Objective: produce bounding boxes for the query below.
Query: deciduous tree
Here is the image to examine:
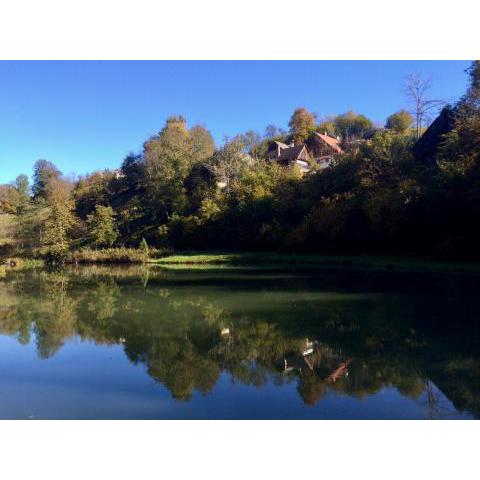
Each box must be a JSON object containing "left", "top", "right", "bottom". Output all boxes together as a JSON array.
[
  {"left": 385, "top": 110, "right": 414, "bottom": 133},
  {"left": 334, "top": 111, "right": 374, "bottom": 141},
  {"left": 32, "top": 159, "right": 62, "bottom": 201},
  {"left": 86, "top": 205, "right": 118, "bottom": 248},
  {"left": 288, "top": 108, "right": 316, "bottom": 144},
  {"left": 404, "top": 73, "right": 444, "bottom": 139}
]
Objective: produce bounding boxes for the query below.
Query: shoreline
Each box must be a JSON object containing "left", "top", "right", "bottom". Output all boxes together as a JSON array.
[
  {"left": 152, "top": 252, "right": 480, "bottom": 274},
  {"left": 3, "top": 251, "right": 480, "bottom": 275}
]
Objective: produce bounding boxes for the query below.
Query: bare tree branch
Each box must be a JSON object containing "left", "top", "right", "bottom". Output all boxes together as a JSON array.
[{"left": 404, "top": 73, "right": 445, "bottom": 139}]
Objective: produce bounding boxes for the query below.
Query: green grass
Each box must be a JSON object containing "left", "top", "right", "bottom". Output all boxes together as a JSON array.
[{"left": 151, "top": 251, "right": 480, "bottom": 274}]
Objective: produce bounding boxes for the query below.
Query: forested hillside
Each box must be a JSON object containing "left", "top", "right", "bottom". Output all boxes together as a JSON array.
[{"left": 1, "top": 61, "right": 479, "bottom": 263}]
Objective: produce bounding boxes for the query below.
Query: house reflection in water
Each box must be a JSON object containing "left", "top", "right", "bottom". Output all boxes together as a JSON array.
[{"left": 277, "top": 338, "right": 351, "bottom": 383}]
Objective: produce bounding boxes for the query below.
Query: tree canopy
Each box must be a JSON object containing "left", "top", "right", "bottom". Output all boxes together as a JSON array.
[
  {"left": 3, "top": 61, "right": 480, "bottom": 262},
  {"left": 385, "top": 109, "right": 414, "bottom": 133},
  {"left": 288, "top": 107, "right": 317, "bottom": 144}
]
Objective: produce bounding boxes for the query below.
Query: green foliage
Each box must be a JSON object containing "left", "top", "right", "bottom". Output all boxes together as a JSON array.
[
  {"left": 317, "top": 117, "right": 337, "bottom": 137},
  {"left": 0, "top": 185, "right": 20, "bottom": 214},
  {"left": 240, "top": 130, "right": 262, "bottom": 158},
  {"left": 3, "top": 269, "right": 480, "bottom": 415},
  {"left": 460, "top": 60, "right": 480, "bottom": 109},
  {"left": 142, "top": 116, "right": 215, "bottom": 227},
  {"left": 190, "top": 125, "right": 215, "bottom": 161},
  {"left": 14, "top": 175, "right": 30, "bottom": 213},
  {"left": 86, "top": 205, "right": 118, "bottom": 248},
  {"left": 4, "top": 62, "right": 480, "bottom": 262},
  {"left": 288, "top": 107, "right": 317, "bottom": 144},
  {"left": 73, "top": 171, "right": 113, "bottom": 218},
  {"left": 385, "top": 109, "right": 414, "bottom": 133},
  {"left": 211, "top": 136, "right": 250, "bottom": 193},
  {"left": 139, "top": 237, "right": 149, "bottom": 256},
  {"left": 42, "top": 197, "right": 77, "bottom": 263},
  {"left": 334, "top": 111, "right": 374, "bottom": 141},
  {"left": 32, "top": 159, "right": 62, "bottom": 201},
  {"left": 0, "top": 175, "right": 29, "bottom": 215}
]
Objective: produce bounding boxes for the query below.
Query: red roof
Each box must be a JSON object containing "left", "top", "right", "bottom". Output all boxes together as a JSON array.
[{"left": 314, "top": 132, "right": 344, "bottom": 154}]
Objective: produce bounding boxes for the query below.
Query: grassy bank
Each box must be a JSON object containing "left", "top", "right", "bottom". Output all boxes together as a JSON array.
[
  {"left": 3, "top": 245, "right": 480, "bottom": 274},
  {"left": 66, "top": 248, "right": 148, "bottom": 264},
  {"left": 151, "top": 251, "right": 480, "bottom": 274},
  {"left": 1, "top": 247, "right": 170, "bottom": 267}
]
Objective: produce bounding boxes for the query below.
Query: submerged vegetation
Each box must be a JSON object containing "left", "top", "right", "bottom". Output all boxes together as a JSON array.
[{"left": 1, "top": 62, "right": 480, "bottom": 265}]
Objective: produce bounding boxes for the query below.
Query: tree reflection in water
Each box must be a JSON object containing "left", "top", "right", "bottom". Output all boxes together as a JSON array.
[{"left": 1, "top": 266, "right": 479, "bottom": 418}]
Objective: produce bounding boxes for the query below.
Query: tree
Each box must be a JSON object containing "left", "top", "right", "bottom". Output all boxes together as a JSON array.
[
  {"left": 241, "top": 130, "right": 262, "bottom": 158},
  {"left": 42, "top": 188, "right": 77, "bottom": 262},
  {"left": 14, "top": 201, "right": 49, "bottom": 251},
  {"left": 14, "top": 174, "right": 30, "bottom": 212},
  {"left": 0, "top": 185, "right": 20, "bottom": 214},
  {"left": 143, "top": 116, "right": 212, "bottom": 224},
  {"left": 184, "top": 162, "right": 217, "bottom": 213},
  {"left": 86, "top": 205, "right": 118, "bottom": 248},
  {"left": 404, "top": 73, "right": 444, "bottom": 139},
  {"left": 190, "top": 125, "right": 215, "bottom": 162},
  {"left": 334, "top": 111, "right": 374, "bottom": 141},
  {"left": 459, "top": 60, "right": 480, "bottom": 110},
  {"left": 385, "top": 110, "right": 414, "bottom": 133},
  {"left": 73, "top": 171, "right": 113, "bottom": 218},
  {"left": 264, "top": 124, "right": 285, "bottom": 139},
  {"left": 32, "top": 159, "right": 62, "bottom": 201},
  {"left": 288, "top": 108, "right": 316, "bottom": 144},
  {"left": 317, "top": 116, "right": 337, "bottom": 137},
  {"left": 211, "top": 136, "right": 250, "bottom": 193}
]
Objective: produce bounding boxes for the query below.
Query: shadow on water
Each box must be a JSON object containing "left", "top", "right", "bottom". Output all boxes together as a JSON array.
[{"left": 1, "top": 265, "right": 479, "bottom": 419}]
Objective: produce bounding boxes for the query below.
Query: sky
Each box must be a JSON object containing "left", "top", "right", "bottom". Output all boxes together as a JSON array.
[{"left": 0, "top": 60, "right": 472, "bottom": 184}]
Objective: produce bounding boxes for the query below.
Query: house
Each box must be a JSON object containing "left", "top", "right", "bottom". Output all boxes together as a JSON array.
[
  {"left": 265, "top": 141, "right": 311, "bottom": 172},
  {"left": 306, "top": 132, "right": 344, "bottom": 168},
  {"left": 266, "top": 133, "right": 344, "bottom": 172},
  {"left": 413, "top": 107, "right": 456, "bottom": 166}
]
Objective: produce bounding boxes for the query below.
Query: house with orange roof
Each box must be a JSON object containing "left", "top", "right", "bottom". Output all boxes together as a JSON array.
[
  {"left": 266, "top": 133, "right": 344, "bottom": 172},
  {"left": 306, "top": 132, "right": 344, "bottom": 168}
]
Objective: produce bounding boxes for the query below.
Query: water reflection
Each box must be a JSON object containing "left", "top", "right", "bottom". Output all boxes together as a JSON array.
[{"left": 1, "top": 266, "right": 479, "bottom": 419}]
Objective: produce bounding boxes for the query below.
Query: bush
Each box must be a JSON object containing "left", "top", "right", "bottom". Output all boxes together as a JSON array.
[
  {"left": 65, "top": 247, "right": 172, "bottom": 264},
  {"left": 43, "top": 245, "right": 69, "bottom": 266}
]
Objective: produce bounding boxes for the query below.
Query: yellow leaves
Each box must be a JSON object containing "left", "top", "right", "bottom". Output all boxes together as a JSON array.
[{"left": 198, "top": 197, "right": 221, "bottom": 223}]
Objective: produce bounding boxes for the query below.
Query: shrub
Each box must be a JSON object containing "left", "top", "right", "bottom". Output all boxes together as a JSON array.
[
  {"left": 43, "top": 245, "right": 69, "bottom": 265},
  {"left": 65, "top": 247, "right": 173, "bottom": 264}
]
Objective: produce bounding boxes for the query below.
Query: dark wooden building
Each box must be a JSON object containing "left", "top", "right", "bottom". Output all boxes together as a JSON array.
[
  {"left": 413, "top": 107, "right": 456, "bottom": 166},
  {"left": 265, "top": 141, "right": 311, "bottom": 172}
]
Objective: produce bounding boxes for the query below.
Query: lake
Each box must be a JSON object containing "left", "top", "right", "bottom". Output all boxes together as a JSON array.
[{"left": 0, "top": 265, "right": 479, "bottom": 419}]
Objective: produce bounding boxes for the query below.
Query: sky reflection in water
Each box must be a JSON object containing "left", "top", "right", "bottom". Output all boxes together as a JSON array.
[{"left": 0, "top": 266, "right": 479, "bottom": 419}]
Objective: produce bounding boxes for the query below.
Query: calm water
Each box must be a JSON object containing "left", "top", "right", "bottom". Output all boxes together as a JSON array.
[{"left": 0, "top": 265, "right": 479, "bottom": 419}]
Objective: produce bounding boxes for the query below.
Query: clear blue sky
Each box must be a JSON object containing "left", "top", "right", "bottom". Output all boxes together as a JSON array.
[{"left": 0, "top": 60, "right": 471, "bottom": 183}]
